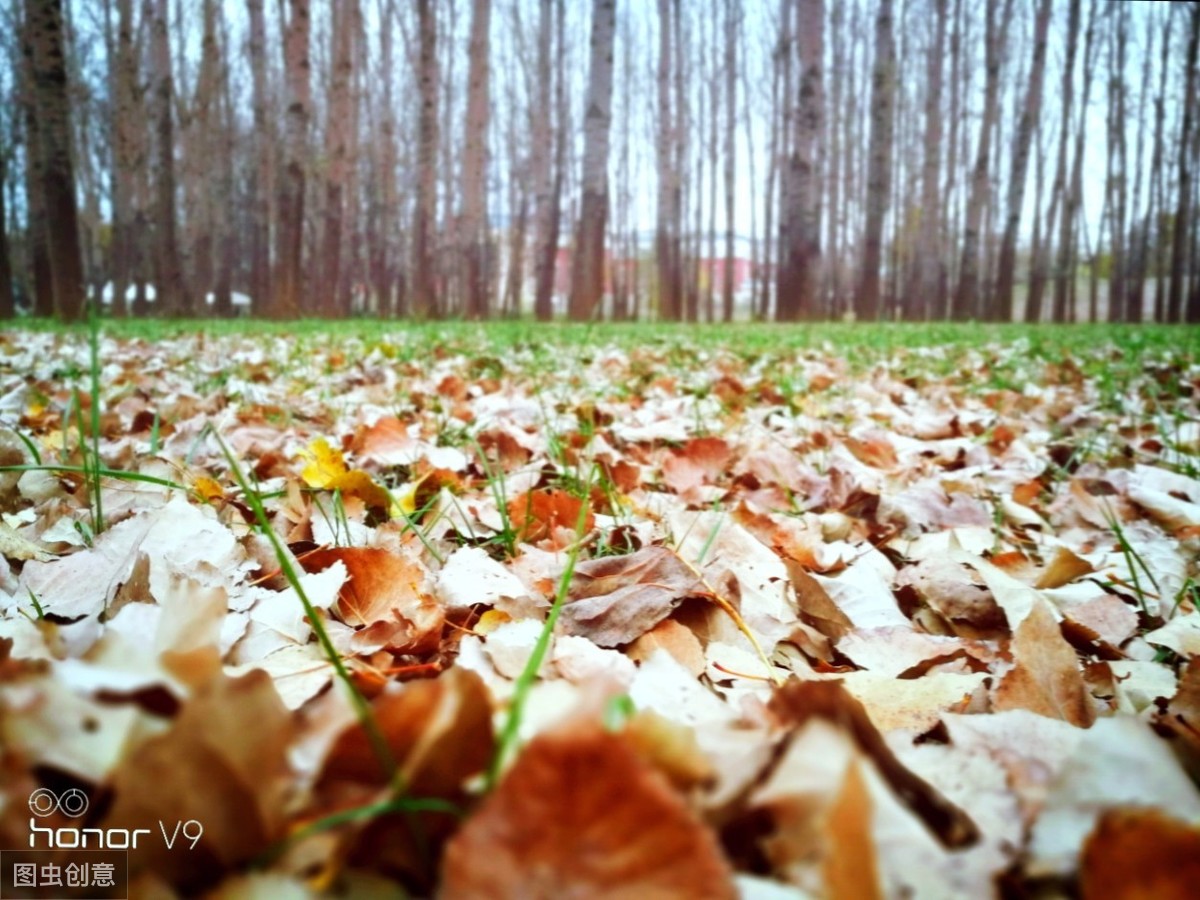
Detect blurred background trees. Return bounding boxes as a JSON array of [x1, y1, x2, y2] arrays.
[[2, 0, 1198, 323]]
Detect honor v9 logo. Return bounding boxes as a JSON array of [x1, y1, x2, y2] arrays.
[[27, 788, 204, 851]]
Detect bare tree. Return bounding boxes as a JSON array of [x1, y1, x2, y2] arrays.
[[0, 148, 13, 318], [247, 0, 271, 312], [319, 0, 356, 317], [270, 0, 311, 318], [24, 0, 84, 321], [147, 0, 185, 315], [858, 0, 895, 322], [412, 0, 439, 318], [531, 0, 555, 320], [1054, 0, 1100, 323], [655, 0, 681, 321], [721, 0, 738, 322], [777, 0, 822, 322], [910, 0, 947, 321], [1170, 3, 1200, 323], [993, 0, 1051, 322], [953, 0, 1011, 321], [460, 0, 491, 320], [569, 0, 616, 322]]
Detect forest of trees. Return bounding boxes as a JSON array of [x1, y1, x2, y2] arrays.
[[2, 0, 1199, 324]]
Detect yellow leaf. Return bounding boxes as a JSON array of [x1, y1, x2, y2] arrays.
[[299, 437, 347, 489], [328, 469, 394, 513], [192, 475, 225, 504]]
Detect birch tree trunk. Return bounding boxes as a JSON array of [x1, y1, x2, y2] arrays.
[[413, 0, 440, 318], [25, 0, 84, 322], [858, 0, 895, 322], [911, 0, 946, 322], [531, 0, 555, 320], [655, 0, 681, 321], [953, 0, 1011, 321], [460, 0, 492, 320], [271, 0, 310, 319], [1169, 4, 1200, 323], [569, 0, 616, 322], [721, 0, 738, 322], [148, 0, 185, 316], [777, 0, 822, 322], [993, 0, 1051, 322], [320, 0, 355, 317]]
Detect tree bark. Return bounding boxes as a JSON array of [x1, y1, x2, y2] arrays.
[[1055, 0, 1100, 323], [531, 0, 555, 320], [460, 0, 492, 320], [25, 0, 84, 322], [777, 0, 823, 322], [993, 0, 1051, 322], [1169, 4, 1200, 323], [858, 0, 895, 322], [147, 0, 184, 316], [0, 150, 13, 318], [568, 0, 616, 322], [721, 0, 738, 322], [953, 0, 1011, 321], [320, 0, 356, 318], [247, 0, 271, 313], [655, 0, 681, 321], [412, 0, 439, 318], [911, 0, 946, 322], [271, 0, 311, 319]]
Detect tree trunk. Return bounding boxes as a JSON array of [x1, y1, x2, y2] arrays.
[[1055, 0, 1100, 323], [25, 0, 84, 322], [1169, 4, 1200, 323], [0, 151, 13, 318], [271, 0, 311, 319], [993, 0, 1051, 322], [460, 0, 491, 320], [247, 0, 271, 313], [531, 0, 555, 320], [858, 0, 895, 322], [320, 0, 355, 318], [721, 0, 738, 322], [777, 0, 823, 322], [911, 0, 946, 322], [953, 0, 1010, 321], [147, 0, 184, 316], [654, 0, 681, 321], [569, 0, 616, 322], [412, 0, 439, 318]]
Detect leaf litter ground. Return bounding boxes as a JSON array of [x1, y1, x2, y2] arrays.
[[1, 324, 1199, 898]]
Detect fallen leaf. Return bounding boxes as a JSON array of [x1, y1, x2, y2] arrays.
[[507, 488, 594, 544], [994, 598, 1096, 728], [824, 761, 882, 900], [301, 547, 443, 652], [103, 670, 294, 891], [561, 546, 699, 647], [440, 724, 737, 899], [1034, 546, 1095, 589], [1079, 808, 1200, 900]]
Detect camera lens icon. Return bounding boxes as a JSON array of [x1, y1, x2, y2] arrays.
[[28, 788, 89, 818]]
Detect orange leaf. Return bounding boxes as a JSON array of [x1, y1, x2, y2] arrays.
[[1080, 809, 1200, 900], [507, 488, 593, 544], [101, 671, 294, 890], [440, 725, 736, 899], [993, 598, 1096, 728], [1034, 546, 1095, 590], [301, 547, 443, 652], [824, 761, 883, 900]]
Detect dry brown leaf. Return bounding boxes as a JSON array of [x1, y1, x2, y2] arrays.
[[994, 597, 1096, 728], [507, 488, 594, 545], [102, 670, 294, 892], [440, 724, 737, 899], [301, 547, 443, 652], [561, 546, 699, 647], [823, 760, 883, 900], [626, 618, 707, 677], [769, 679, 979, 849], [1035, 546, 1096, 589], [1079, 808, 1200, 900], [1159, 659, 1200, 774], [784, 559, 854, 641]]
